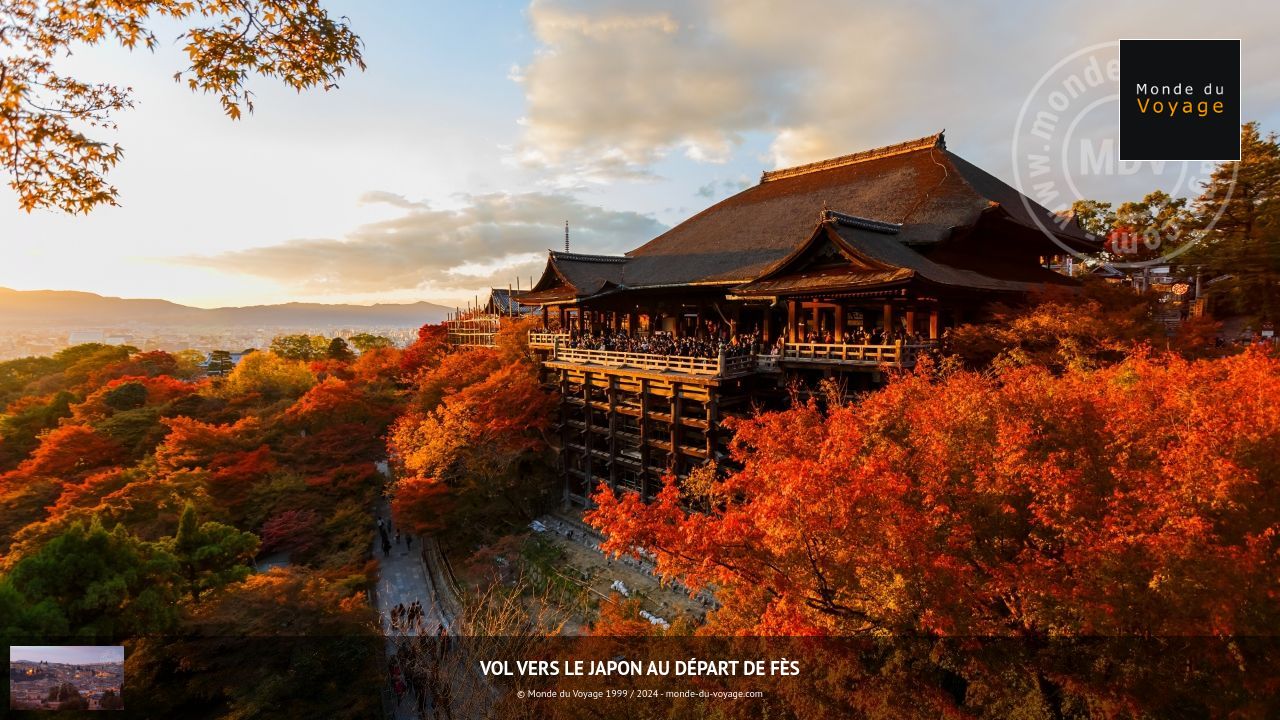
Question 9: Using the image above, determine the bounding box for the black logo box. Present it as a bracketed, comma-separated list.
[1119, 39, 1240, 161]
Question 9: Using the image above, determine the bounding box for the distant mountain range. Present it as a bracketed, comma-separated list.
[0, 287, 450, 329]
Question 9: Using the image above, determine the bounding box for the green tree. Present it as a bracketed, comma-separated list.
[125, 568, 382, 718]
[47, 683, 88, 710]
[171, 349, 209, 380]
[220, 351, 315, 401]
[102, 380, 148, 411]
[348, 333, 392, 353]
[206, 350, 235, 376]
[1, 1, 364, 213]
[269, 334, 328, 361]
[98, 689, 124, 710]
[0, 390, 74, 470]
[1070, 198, 1116, 237]
[1187, 122, 1280, 321]
[0, 355, 61, 404]
[164, 504, 259, 603]
[1112, 190, 1196, 260]
[3, 518, 179, 636]
[326, 336, 355, 362]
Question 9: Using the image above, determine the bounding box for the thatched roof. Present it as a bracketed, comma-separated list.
[521, 132, 1094, 303]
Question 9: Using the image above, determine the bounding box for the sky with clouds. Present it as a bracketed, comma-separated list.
[10, 645, 124, 665]
[1, 0, 1278, 308]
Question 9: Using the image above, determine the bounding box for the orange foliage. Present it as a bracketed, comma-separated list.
[44, 468, 136, 518]
[407, 348, 501, 411]
[390, 361, 554, 484]
[206, 446, 277, 508]
[399, 323, 449, 377]
[350, 346, 402, 384]
[307, 358, 355, 381]
[589, 348, 1280, 637]
[154, 416, 263, 473]
[72, 374, 199, 422]
[391, 475, 451, 535]
[947, 280, 1163, 371]
[285, 377, 392, 431]
[591, 593, 661, 637]
[13, 424, 123, 481]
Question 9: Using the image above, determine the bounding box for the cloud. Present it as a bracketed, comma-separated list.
[181, 192, 666, 295]
[514, 0, 1280, 181]
[514, 0, 788, 179]
[695, 176, 751, 199]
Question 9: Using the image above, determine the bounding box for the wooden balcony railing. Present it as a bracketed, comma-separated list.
[528, 331, 570, 349]
[550, 346, 734, 377]
[531, 330, 935, 376]
[779, 341, 936, 366]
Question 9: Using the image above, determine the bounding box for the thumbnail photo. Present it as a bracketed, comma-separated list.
[9, 646, 124, 711]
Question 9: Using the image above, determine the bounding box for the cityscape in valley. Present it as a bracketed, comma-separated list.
[0, 287, 449, 360]
[2, 1, 1279, 718]
[9, 647, 124, 711]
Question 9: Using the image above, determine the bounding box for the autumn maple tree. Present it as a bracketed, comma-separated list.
[389, 319, 557, 535]
[589, 348, 1280, 638]
[946, 278, 1165, 371]
[1, 0, 364, 212]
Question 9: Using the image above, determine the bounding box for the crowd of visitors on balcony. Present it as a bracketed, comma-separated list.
[556, 324, 940, 359]
[563, 329, 757, 359]
[798, 327, 934, 345]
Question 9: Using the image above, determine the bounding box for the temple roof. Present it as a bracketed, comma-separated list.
[485, 288, 537, 315]
[734, 211, 1066, 297]
[519, 132, 1096, 303]
[520, 251, 628, 303]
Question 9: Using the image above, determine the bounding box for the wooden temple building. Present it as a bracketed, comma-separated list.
[504, 133, 1095, 504]
[443, 288, 538, 347]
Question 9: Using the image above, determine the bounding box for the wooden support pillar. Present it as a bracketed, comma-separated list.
[581, 371, 593, 488]
[834, 304, 846, 342]
[638, 379, 651, 500]
[787, 300, 798, 343]
[762, 308, 772, 343]
[669, 385, 682, 477]
[929, 308, 940, 339]
[541, 305, 549, 329]
[905, 309, 917, 338]
[706, 393, 719, 460]
[607, 377, 618, 490]
[611, 312, 621, 332]
[558, 369, 571, 504]
[628, 310, 638, 334]
[882, 303, 893, 336]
